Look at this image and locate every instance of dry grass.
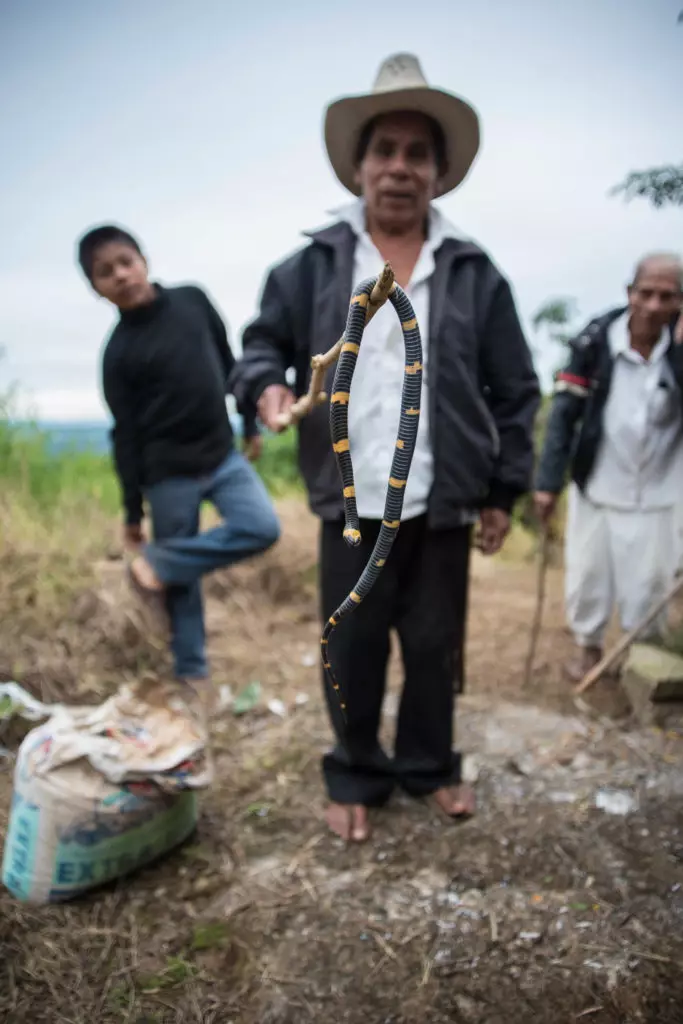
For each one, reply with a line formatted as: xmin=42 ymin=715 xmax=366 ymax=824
xmin=0 ymin=492 xmax=319 ymax=702
xmin=2 ymin=494 xmax=683 ymax=1024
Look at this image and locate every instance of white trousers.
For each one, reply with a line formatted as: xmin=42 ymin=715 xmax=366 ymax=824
xmin=565 ymin=484 xmax=678 ymax=648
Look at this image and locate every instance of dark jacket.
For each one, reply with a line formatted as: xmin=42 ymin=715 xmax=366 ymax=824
xmin=102 ymin=284 xmax=258 ymax=524
xmin=535 ymin=307 xmax=683 ymax=494
xmin=231 ymin=220 xmax=540 ymax=527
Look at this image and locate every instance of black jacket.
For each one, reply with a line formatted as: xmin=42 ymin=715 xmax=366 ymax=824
xmin=232 ymin=220 xmax=540 ymax=527
xmin=535 ymin=307 xmax=683 ymax=494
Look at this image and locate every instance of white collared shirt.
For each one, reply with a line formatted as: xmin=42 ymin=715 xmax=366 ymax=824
xmin=586 ymin=312 xmax=683 ymax=510
xmin=334 ymin=199 xmax=461 ymax=520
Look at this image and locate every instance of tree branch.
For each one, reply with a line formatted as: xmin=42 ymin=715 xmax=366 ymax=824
xmin=610 ymin=164 xmax=683 ymax=209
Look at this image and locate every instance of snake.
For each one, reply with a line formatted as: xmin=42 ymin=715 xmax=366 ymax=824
xmin=321 ymin=273 xmax=423 ymax=716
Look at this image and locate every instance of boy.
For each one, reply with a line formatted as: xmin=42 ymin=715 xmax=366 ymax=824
xmin=77 ymin=224 xmax=280 ymax=701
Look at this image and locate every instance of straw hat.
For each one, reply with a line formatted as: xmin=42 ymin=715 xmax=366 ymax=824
xmin=323 ymin=53 xmax=481 ymax=198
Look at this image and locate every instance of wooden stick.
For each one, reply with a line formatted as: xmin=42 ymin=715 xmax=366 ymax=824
xmin=274 ymin=262 xmax=396 ymax=429
xmin=574 ymin=572 xmax=683 ymax=694
xmin=523 ymin=524 xmax=550 ymax=687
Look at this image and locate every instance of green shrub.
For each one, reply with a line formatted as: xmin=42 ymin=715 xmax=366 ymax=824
xmin=0 ymin=417 xmax=303 ymax=521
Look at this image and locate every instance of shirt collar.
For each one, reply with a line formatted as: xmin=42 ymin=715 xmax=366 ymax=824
xmin=118 ymin=283 xmax=167 ymax=325
xmin=609 ymin=310 xmax=670 ymax=365
xmin=328 ymin=198 xmax=464 ymax=253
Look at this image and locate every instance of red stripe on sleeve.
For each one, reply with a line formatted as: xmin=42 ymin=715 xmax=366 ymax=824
xmin=556 ymin=371 xmax=590 ymax=388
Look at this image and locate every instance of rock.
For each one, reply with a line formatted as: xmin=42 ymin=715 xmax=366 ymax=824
xmin=410 ymin=868 xmax=449 ymax=899
xmin=622 ymin=644 xmax=683 ymax=726
xmin=454 ymin=994 xmax=481 ymax=1020
xmin=462 ymin=754 xmax=481 ymax=783
xmin=481 ymin=704 xmax=588 ymax=760
xmin=595 ymin=787 xmax=639 ymax=816
xmin=508 ymin=753 xmax=538 ymax=777
xmin=570 ymin=751 xmax=593 ymax=771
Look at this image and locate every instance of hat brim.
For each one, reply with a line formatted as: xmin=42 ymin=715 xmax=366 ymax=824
xmin=323 ymin=86 xmax=481 ymax=198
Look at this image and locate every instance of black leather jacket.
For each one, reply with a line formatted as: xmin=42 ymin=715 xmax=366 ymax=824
xmin=231 ymin=220 xmax=540 ymax=526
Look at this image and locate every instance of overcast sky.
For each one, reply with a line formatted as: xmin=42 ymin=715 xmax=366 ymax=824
xmin=1 ymin=0 xmax=682 ymax=422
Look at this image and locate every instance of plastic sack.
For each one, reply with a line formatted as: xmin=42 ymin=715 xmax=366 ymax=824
xmin=1 ymin=679 xmax=211 ymax=904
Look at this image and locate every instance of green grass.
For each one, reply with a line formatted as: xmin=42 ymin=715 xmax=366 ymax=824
xmin=253 ymin=428 xmax=303 ymax=497
xmin=0 ymin=399 xmax=553 ymax=541
xmin=0 ymin=419 xmax=302 ymax=521
xmin=0 ymin=420 xmax=120 ymax=515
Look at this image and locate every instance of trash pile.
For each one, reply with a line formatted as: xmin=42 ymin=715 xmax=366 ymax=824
xmin=1 ymin=678 xmax=211 ymax=905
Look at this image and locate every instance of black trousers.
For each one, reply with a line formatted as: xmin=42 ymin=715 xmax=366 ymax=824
xmin=319 ymin=514 xmax=471 ymax=806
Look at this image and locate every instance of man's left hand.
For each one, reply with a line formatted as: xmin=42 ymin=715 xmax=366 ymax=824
xmin=477 ymin=508 xmax=511 ymax=556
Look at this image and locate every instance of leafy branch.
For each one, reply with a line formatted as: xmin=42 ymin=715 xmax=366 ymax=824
xmin=610 ymin=164 xmax=683 ymax=209
xmin=531 ymin=298 xmax=578 ymax=347
xmin=610 ymin=12 xmax=682 ymax=209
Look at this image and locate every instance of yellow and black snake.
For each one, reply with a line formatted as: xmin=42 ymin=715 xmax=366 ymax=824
xmin=321 ymin=272 xmax=423 ymax=715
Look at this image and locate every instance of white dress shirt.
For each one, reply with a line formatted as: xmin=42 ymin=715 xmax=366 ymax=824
xmin=586 ymin=312 xmax=683 ymax=510
xmin=335 ymin=199 xmax=462 ymax=521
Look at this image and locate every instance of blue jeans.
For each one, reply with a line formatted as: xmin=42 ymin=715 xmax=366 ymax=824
xmin=144 ymin=450 xmax=280 ymax=679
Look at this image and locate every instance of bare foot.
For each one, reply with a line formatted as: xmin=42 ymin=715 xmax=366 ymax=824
xmin=126 ymin=558 xmax=169 ymax=635
xmin=130 ymin=555 xmax=164 ymax=593
xmin=432 ymin=784 xmax=476 ymax=820
xmin=325 ymin=803 xmax=370 ymax=842
xmin=563 ymin=645 xmax=602 ymax=683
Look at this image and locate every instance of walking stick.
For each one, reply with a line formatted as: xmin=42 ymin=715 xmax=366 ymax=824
xmin=575 ymin=572 xmax=683 ymax=695
xmin=523 ymin=522 xmax=551 ymax=687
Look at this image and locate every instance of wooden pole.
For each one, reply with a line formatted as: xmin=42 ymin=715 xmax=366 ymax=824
xmin=574 ymin=572 xmax=683 ymax=695
xmin=523 ymin=524 xmax=550 ymax=688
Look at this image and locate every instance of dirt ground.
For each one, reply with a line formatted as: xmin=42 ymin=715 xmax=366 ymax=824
xmin=1 ymin=500 xmax=682 ymax=1024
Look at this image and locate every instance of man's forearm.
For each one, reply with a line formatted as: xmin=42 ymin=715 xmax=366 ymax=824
xmin=535 ymin=395 xmax=583 ymax=493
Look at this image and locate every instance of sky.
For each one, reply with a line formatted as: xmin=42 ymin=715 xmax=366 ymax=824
xmin=1 ymin=0 xmax=682 ymax=422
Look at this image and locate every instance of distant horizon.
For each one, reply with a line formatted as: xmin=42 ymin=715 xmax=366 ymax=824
xmin=11 ymin=415 xmax=247 ymax=433
xmin=16 ymin=417 xmax=110 ymax=426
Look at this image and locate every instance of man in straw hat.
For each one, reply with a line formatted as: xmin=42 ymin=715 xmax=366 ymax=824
xmin=233 ymin=54 xmax=540 ymax=841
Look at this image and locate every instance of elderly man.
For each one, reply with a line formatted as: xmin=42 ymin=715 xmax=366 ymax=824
xmin=233 ymin=54 xmax=539 ymax=841
xmin=535 ymin=254 xmax=683 ymax=680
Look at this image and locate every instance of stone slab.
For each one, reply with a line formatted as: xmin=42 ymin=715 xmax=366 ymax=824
xmin=622 ymin=643 xmax=683 ymax=726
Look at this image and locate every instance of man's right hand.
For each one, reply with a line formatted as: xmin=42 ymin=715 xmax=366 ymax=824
xmin=257 ymin=384 xmax=295 ymax=433
xmin=123 ymin=522 xmax=145 ymax=551
xmin=533 ymin=491 xmax=558 ymax=524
